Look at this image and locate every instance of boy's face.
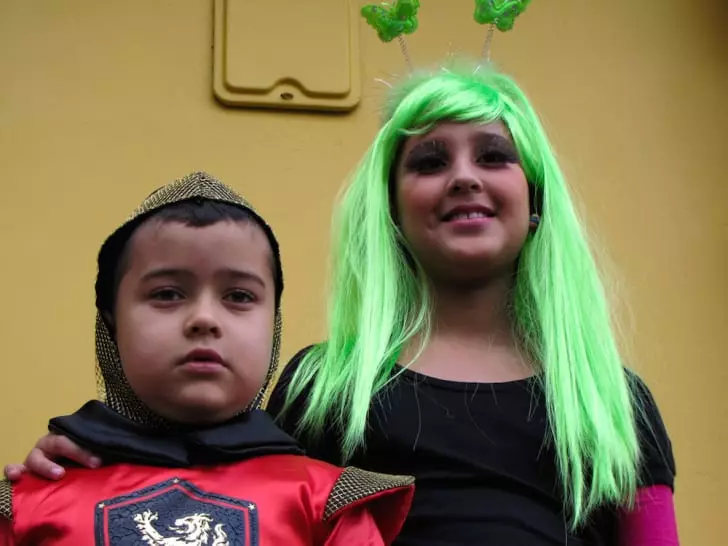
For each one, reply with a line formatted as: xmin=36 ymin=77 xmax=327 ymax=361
xmin=113 ymin=218 xmax=275 ymax=425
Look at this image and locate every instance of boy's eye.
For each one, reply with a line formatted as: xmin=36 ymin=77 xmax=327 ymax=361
xmin=150 ymin=288 xmax=184 ymax=301
xmin=224 ymin=290 xmax=255 ymax=305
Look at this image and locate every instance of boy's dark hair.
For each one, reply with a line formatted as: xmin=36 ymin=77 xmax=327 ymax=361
xmin=95 ymin=199 xmax=283 ymax=319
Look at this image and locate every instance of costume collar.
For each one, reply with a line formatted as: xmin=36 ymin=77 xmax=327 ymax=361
xmin=49 ymin=401 xmax=303 ymax=467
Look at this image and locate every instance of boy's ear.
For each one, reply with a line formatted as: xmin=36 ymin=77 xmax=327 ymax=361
xmin=102 ymin=310 xmax=115 ymax=333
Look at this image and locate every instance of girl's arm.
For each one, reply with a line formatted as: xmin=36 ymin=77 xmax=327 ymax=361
xmin=618 ymin=485 xmax=679 ymax=546
xmin=3 ymin=434 xmax=101 ymax=482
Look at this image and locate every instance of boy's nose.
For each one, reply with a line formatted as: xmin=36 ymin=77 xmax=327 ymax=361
xmin=186 ymin=319 xmax=221 ymax=337
xmin=184 ymin=303 xmax=222 ymax=338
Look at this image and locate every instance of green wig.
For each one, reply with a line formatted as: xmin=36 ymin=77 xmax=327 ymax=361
xmin=285 ymin=61 xmax=641 ymax=528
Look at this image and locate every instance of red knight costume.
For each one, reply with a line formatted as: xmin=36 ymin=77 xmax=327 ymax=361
xmin=0 ymin=173 xmax=414 ymax=545
xmin=2 ymin=443 xmax=412 ymax=545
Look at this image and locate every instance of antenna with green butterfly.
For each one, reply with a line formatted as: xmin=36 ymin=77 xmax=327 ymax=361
xmin=474 ymin=0 xmax=532 ymax=63
xmin=360 ymin=0 xmax=420 ymax=71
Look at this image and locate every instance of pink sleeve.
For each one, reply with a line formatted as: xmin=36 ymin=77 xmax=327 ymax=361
xmin=618 ymin=485 xmax=679 ymax=546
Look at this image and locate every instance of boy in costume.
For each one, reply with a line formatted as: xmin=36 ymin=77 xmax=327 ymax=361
xmin=0 ymin=171 xmax=414 ymax=545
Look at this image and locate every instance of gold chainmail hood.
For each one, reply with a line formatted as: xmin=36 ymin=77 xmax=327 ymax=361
xmin=94 ymin=171 xmax=284 ymax=427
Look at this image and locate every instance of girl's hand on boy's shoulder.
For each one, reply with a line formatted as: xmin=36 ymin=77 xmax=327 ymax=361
xmin=3 ymin=434 xmax=102 ymax=482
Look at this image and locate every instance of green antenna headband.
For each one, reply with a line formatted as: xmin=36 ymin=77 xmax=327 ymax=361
xmin=361 ymin=0 xmax=532 ymax=68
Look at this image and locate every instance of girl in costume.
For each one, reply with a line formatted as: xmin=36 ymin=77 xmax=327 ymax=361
xmin=6 ymin=3 xmax=678 ymax=544
xmin=271 ymin=64 xmax=679 ymax=544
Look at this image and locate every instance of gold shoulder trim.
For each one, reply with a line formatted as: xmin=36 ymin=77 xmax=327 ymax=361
xmin=0 ymin=479 xmax=11 ymax=521
xmin=323 ymin=467 xmax=414 ymax=521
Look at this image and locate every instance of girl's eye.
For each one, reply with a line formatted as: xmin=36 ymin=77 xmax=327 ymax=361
xmin=407 ymin=154 xmax=449 ymax=174
xmin=404 ymin=141 xmax=449 ymax=174
xmin=475 ymin=139 xmax=520 ymax=166
xmin=478 ymin=150 xmax=512 ymax=165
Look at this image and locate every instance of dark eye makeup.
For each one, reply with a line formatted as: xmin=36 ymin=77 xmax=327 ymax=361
xmin=403 ymin=132 xmax=520 ymax=175
xmin=403 ymin=140 xmax=449 ymax=174
xmin=474 ymin=135 xmax=520 ymax=165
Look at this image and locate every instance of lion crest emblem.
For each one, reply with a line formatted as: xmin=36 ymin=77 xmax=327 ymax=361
xmin=94 ymin=478 xmax=257 ymax=546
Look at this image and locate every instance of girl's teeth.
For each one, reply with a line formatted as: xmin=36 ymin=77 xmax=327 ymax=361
xmin=453 ymin=212 xmax=487 ymax=220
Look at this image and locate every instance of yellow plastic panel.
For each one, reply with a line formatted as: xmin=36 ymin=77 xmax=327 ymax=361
xmin=213 ymin=0 xmax=360 ymax=112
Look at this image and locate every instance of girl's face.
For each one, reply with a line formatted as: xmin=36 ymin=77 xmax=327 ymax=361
xmin=394 ymin=121 xmax=531 ymax=285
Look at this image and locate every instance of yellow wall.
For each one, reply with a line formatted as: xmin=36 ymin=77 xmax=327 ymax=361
xmin=1 ymin=0 xmax=725 ymax=543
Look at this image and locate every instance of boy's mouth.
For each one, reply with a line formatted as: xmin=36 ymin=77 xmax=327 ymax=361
xmin=180 ymin=348 xmax=227 ymax=370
